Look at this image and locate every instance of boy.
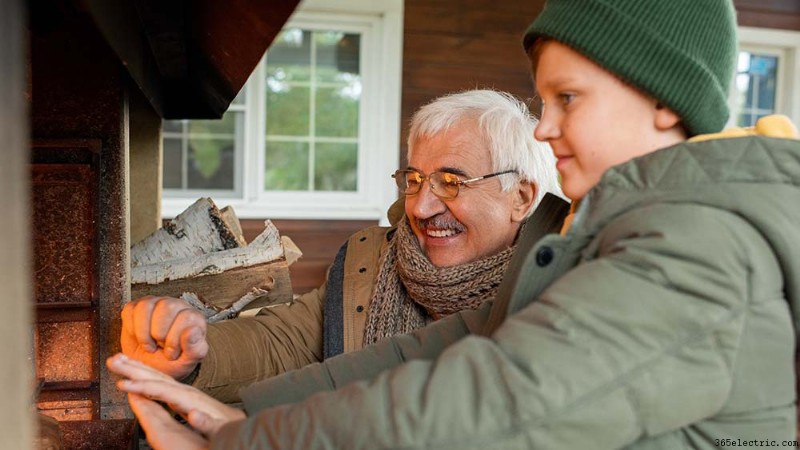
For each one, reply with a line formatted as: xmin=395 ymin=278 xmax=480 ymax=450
xmin=109 ymin=0 xmax=800 ymax=448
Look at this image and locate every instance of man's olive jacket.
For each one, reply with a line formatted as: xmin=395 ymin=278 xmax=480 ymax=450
xmin=194 ymin=225 xmax=393 ymax=403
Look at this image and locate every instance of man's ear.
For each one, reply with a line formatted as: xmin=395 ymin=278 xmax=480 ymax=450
xmin=511 ymin=181 xmax=536 ymax=223
xmin=654 ymin=103 xmax=682 ymax=131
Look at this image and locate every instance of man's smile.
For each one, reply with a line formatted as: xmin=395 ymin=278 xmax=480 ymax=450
xmin=425 ymin=228 xmax=461 ymax=238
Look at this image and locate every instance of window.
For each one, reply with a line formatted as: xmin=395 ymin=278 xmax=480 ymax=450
xmin=162 ymin=0 xmax=403 ymax=222
xmin=264 ymin=29 xmax=362 ymax=193
xmin=728 ymin=27 xmax=800 ymax=128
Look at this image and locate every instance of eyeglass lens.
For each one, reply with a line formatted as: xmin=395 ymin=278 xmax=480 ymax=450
xmin=396 ymin=171 xmax=461 ymax=198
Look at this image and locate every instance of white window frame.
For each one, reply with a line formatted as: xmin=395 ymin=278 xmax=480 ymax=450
xmin=162 ymin=0 xmax=403 ymax=224
xmin=727 ymin=26 xmax=800 ymax=128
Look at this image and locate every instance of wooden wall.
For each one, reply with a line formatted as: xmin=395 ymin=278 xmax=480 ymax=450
xmin=240 ymin=219 xmax=375 ymax=294
xmin=400 ymin=0 xmax=547 ymax=167
xmin=734 ymin=0 xmax=800 ymax=30
xmin=245 ymin=0 xmax=800 ymax=297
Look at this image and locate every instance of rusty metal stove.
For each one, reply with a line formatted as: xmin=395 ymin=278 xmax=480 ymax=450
xmin=31 ymin=138 xmax=136 ymax=449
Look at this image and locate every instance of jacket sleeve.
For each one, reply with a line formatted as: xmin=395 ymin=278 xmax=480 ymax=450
xmin=193 ymin=283 xmax=326 ymax=403
xmin=209 ymin=203 xmax=773 ymax=449
xmin=239 ymin=299 xmax=493 ymax=412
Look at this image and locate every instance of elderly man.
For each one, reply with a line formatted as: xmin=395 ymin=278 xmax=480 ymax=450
xmin=120 ymin=89 xmax=563 ymax=402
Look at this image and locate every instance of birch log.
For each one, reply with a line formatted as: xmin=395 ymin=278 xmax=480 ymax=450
xmin=131 ymin=221 xmax=283 ymax=284
xmin=131 ymin=220 xmax=297 ymax=311
xmin=220 ymin=205 xmax=246 ymax=246
xmin=131 ymin=197 xmax=246 ymax=267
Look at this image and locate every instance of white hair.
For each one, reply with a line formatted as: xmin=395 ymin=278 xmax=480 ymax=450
xmin=407 ymin=89 xmax=564 ymax=215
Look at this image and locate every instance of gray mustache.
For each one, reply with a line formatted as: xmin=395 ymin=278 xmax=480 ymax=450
xmin=415 ymin=215 xmax=466 ymax=232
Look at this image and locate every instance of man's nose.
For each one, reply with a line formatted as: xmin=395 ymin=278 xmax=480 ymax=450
xmin=410 ymin=181 xmax=447 ymax=219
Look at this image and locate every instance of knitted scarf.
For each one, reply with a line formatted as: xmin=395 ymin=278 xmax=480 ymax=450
xmin=363 ymin=217 xmax=515 ymax=346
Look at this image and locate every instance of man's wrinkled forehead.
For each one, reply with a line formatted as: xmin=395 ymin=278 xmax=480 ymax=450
xmin=409 ymin=128 xmax=491 ymax=176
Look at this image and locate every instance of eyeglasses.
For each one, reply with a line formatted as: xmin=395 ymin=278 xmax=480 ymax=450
xmin=391 ymin=169 xmax=517 ymax=200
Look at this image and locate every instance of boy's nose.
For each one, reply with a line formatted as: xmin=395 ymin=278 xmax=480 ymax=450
xmin=534 ymin=113 xmax=560 ymax=141
xmin=409 ymin=181 xmax=447 ymax=219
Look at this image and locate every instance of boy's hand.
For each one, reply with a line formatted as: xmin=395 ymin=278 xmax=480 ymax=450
xmin=120 ymin=296 xmax=209 ymax=380
xmin=127 ymin=393 xmax=209 ymax=450
xmin=107 ymin=353 xmax=245 ymax=440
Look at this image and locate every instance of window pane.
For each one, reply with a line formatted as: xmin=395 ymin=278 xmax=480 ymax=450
xmin=265 ymin=141 xmax=309 ymax=190
xmin=315 ymin=32 xmax=361 ymax=83
xmin=188 ymin=112 xmax=238 ymax=136
xmin=162 ymin=112 xmax=242 ymax=192
xmin=266 ymin=85 xmax=310 ymax=136
xmin=733 ymin=51 xmax=779 ymax=127
xmin=163 ymin=120 xmax=183 ymax=133
xmin=758 ymin=75 xmax=777 ymax=110
xmin=187 ymin=138 xmax=235 ymax=190
xmin=315 ymin=86 xmax=359 ymax=137
xmin=751 ymin=55 xmax=778 ymax=110
xmin=744 ymin=74 xmax=755 ymax=108
xmin=163 ymin=138 xmax=183 ymax=189
xmin=314 ymin=142 xmax=357 ymax=191
xmin=266 ymin=29 xmax=311 ymax=82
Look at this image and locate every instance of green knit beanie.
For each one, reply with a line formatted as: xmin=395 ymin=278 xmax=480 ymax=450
xmin=523 ymin=0 xmax=738 ymax=136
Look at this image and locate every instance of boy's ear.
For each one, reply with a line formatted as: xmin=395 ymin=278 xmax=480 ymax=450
xmin=654 ymin=103 xmax=682 ymax=131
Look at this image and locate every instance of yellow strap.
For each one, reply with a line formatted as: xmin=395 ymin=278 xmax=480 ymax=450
xmin=689 ymin=114 xmax=799 ymax=142
xmin=560 ymin=201 xmax=578 ymax=235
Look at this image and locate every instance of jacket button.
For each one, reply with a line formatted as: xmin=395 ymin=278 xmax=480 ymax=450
xmin=356 ymin=305 xmax=364 ymax=312
xmin=535 ymin=246 xmax=554 ymax=267
xmin=359 ymin=236 xmax=367 ymax=242
xmin=358 ymin=267 xmax=367 ymax=273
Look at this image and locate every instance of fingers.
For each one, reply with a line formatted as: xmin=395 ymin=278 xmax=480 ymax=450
xmin=187 ymin=409 xmax=225 ymax=436
xmin=109 ymin=353 xmax=245 ymax=435
xmin=122 ymin=379 xmax=199 ymax=416
xmin=177 ymin=323 xmax=209 ymax=363
xmin=120 ymin=300 xmax=138 ymax=355
xmin=119 ymin=296 xmax=207 ymax=380
xmin=186 ymin=404 xmax=246 ymax=436
xmin=128 ymin=393 xmax=208 ymax=450
xmin=128 ymin=392 xmax=176 ymax=433
xmin=107 ymin=353 xmax=174 ymax=382
xmin=144 ymin=297 xmax=194 ymax=351
xmin=129 ymin=296 xmax=160 ymax=352
xmin=109 ymin=354 xmax=198 ymax=416
xmin=187 ymin=403 xmax=246 ymax=436
xmin=164 ymin=309 xmax=207 ymax=361
xmin=123 ymin=296 xmax=203 ymax=359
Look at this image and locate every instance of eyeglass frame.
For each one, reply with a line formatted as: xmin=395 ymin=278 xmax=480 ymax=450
xmin=391 ymin=168 xmax=518 ymax=199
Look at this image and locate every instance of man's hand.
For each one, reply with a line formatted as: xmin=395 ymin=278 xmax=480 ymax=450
xmin=107 ymin=353 xmax=246 ymax=450
xmin=120 ymin=296 xmax=209 ymax=380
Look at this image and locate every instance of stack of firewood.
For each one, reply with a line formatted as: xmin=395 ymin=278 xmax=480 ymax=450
xmin=130 ymin=198 xmax=301 ymax=322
